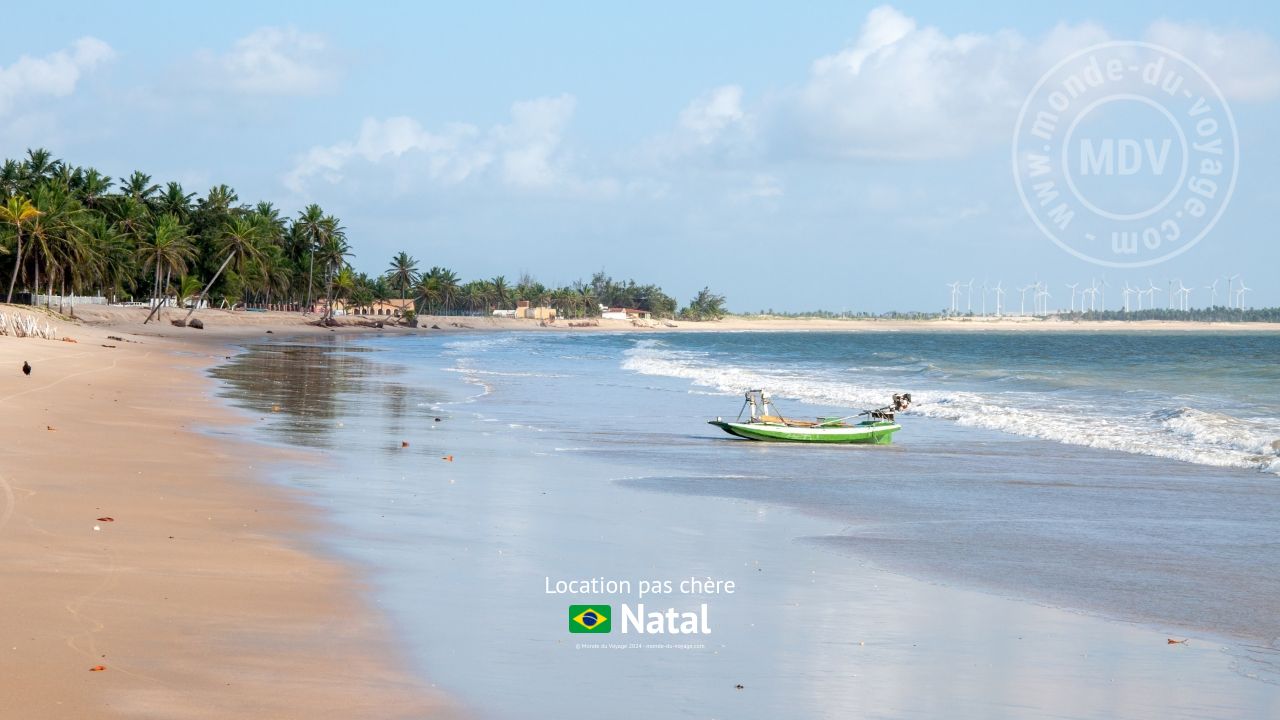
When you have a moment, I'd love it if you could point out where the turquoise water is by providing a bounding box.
[212,330,1280,718]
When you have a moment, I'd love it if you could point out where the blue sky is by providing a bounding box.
[3,2,1277,311]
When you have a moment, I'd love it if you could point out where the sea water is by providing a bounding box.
[212,330,1280,719]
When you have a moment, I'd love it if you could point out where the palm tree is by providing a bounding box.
[294,204,330,312]
[75,168,113,209]
[183,216,262,322]
[490,275,510,310]
[441,269,460,313]
[0,160,20,197]
[425,266,460,314]
[156,182,195,219]
[82,217,133,302]
[385,251,420,301]
[21,149,59,190]
[334,267,357,308]
[2,195,42,302]
[139,214,195,322]
[311,220,350,319]
[414,274,442,315]
[176,275,203,309]
[120,171,161,205]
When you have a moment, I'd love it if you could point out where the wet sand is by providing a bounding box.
[207,334,1280,720]
[0,306,450,718]
[8,302,1280,719]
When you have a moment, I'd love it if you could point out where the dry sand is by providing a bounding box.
[69,303,1280,335]
[0,305,453,719]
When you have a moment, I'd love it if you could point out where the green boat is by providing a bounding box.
[708,390,910,444]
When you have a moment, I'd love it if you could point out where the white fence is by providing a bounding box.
[33,294,107,306]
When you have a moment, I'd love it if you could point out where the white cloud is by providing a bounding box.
[784,5,1280,160]
[679,85,746,144]
[204,27,335,95]
[496,95,577,188]
[0,37,114,115]
[284,93,610,195]
[1144,21,1280,101]
[794,6,1033,159]
[730,173,784,202]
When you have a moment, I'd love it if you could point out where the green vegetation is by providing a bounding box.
[0,148,350,315]
[0,148,716,321]
[396,271,684,319]
[680,287,727,320]
[1056,308,1280,322]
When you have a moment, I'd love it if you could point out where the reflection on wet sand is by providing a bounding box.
[211,339,443,449]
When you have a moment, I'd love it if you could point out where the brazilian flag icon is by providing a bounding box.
[569,605,611,633]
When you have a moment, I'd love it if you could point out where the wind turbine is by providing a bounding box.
[1018,285,1032,316]
[965,278,975,314]
[1176,280,1192,311]
[1237,280,1251,310]
[1226,274,1239,308]
[1145,279,1161,310]
[1121,282,1135,313]
[1097,276,1109,312]
[1035,282,1051,316]
[1066,283,1079,313]
[946,281,960,314]
[993,281,1005,316]
[981,280,989,317]
[1205,279,1219,308]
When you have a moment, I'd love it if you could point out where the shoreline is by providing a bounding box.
[259,331,1280,719]
[65,304,1280,337]
[6,303,1279,717]
[0,306,451,718]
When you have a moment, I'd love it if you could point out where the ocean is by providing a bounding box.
[212,329,1280,719]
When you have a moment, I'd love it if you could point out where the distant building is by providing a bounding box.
[601,307,650,320]
[514,300,557,320]
[361,298,414,317]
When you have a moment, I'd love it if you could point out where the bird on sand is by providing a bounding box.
[22,361,31,376]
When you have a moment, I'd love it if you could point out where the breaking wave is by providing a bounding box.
[622,340,1280,475]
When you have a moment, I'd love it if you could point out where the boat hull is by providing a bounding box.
[708,420,899,444]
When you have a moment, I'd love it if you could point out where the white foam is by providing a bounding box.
[622,341,1280,475]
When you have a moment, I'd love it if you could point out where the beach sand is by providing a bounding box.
[5,302,1278,718]
[0,306,452,719]
[69,303,1280,336]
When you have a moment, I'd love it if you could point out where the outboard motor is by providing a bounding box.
[870,393,912,422]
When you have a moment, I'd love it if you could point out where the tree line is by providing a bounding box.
[0,148,727,321]
[0,148,349,315]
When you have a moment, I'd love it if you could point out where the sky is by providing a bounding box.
[2,1,1277,312]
